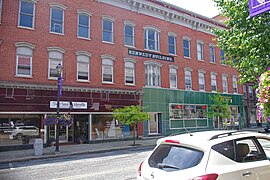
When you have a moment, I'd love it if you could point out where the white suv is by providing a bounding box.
[137,130,270,180]
[11,126,39,139]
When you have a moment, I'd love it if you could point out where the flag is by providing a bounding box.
[249,0,270,17]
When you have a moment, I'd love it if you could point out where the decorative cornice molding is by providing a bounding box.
[47,46,66,54]
[15,42,36,49]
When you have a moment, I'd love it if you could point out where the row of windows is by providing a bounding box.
[15,42,238,94]
[15,0,227,65]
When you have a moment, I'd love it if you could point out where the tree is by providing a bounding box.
[113,105,149,145]
[208,93,231,129]
[213,0,270,85]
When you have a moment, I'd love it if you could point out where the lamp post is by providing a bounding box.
[55,63,63,152]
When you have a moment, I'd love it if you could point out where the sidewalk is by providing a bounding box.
[0,137,160,164]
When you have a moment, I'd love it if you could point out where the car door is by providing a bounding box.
[255,138,270,180]
[235,137,269,180]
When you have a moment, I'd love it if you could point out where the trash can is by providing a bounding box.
[34,138,43,156]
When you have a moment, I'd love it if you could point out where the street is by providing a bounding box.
[0,148,152,180]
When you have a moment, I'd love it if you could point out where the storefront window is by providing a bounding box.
[169,104,207,120]
[92,114,132,140]
[0,114,42,146]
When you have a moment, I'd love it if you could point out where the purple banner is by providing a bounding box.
[249,0,270,17]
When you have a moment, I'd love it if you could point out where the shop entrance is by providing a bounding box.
[48,124,74,143]
[148,113,159,135]
[74,115,88,143]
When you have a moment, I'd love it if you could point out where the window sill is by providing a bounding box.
[210,62,217,64]
[102,82,114,84]
[125,45,135,48]
[77,36,91,41]
[169,53,177,57]
[15,75,33,79]
[102,41,114,45]
[47,77,58,81]
[17,26,35,31]
[125,83,136,86]
[77,80,90,83]
[197,59,205,62]
[144,49,160,53]
[49,32,65,36]
[184,56,192,60]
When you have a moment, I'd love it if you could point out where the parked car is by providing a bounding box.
[137,130,270,180]
[11,126,39,139]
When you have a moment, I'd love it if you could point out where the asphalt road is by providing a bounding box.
[0,147,152,180]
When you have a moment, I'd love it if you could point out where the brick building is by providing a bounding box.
[0,0,243,147]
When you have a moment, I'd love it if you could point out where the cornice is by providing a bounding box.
[97,0,226,35]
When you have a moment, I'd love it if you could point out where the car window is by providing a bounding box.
[235,138,267,163]
[148,144,203,172]
[212,140,235,161]
[257,138,270,159]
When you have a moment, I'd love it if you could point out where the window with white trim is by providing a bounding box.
[145,63,161,87]
[102,17,114,43]
[15,44,35,77]
[78,12,90,39]
[124,23,134,47]
[222,75,228,93]
[183,38,191,58]
[210,45,216,63]
[125,61,135,85]
[211,73,217,92]
[197,41,204,61]
[50,4,65,34]
[0,0,2,23]
[220,49,225,64]
[185,69,192,90]
[168,34,176,55]
[169,67,177,88]
[144,27,160,51]
[77,54,90,81]
[19,0,35,29]
[48,48,64,78]
[232,76,238,93]
[198,71,205,91]
[102,59,113,83]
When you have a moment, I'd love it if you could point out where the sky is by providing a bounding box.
[162,0,220,18]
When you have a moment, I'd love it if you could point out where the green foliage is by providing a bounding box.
[213,0,270,85]
[208,93,231,120]
[113,105,149,126]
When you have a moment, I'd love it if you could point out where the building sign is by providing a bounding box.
[128,49,174,62]
[50,101,87,109]
[249,0,270,17]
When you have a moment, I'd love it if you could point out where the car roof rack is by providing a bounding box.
[209,131,247,140]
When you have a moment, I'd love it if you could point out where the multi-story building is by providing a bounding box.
[0,0,243,148]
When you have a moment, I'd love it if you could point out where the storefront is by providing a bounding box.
[0,87,142,149]
[142,88,244,136]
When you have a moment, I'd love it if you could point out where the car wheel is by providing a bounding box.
[16,133,23,140]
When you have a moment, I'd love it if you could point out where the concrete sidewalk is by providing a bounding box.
[0,137,159,164]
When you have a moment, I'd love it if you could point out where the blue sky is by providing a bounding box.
[162,0,220,18]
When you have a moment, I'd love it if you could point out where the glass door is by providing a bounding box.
[148,113,159,135]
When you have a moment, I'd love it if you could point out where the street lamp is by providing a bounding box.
[55,63,63,152]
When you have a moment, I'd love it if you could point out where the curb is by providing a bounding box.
[0,144,155,164]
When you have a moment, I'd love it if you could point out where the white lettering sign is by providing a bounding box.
[50,101,87,109]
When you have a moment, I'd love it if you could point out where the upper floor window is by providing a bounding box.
[243,85,247,99]
[232,76,238,94]
[220,49,225,65]
[77,10,91,39]
[124,21,135,47]
[169,66,177,88]
[47,47,65,78]
[15,42,35,77]
[145,62,161,87]
[125,59,135,85]
[198,71,205,91]
[50,3,66,34]
[211,73,217,92]
[210,45,216,63]
[183,37,191,58]
[76,51,91,81]
[168,33,176,55]
[185,68,192,90]
[102,16,114,43]
[0,0,2,23]
[249,86,254,99]
[197,41,204,61]
[101,55,115,83]
[222,74,228,93]
[144,26,160,51]
[19,0,36,29]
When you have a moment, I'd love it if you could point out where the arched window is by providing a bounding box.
[77,51,91,81]
[47,47,65,78]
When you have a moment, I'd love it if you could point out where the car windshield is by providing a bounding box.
[148,144,204,172]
